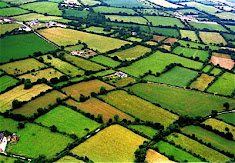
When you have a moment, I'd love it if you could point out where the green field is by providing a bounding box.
[127,83,235,117]
[181,2,220,14]
[227,25,235,33]
[0,115,18,132]
[215,12,235,21]
[20,1,62,16]
[8,123,73,158]
[0,155,17,163]
[180,30,199,41]
[182,125,235,155]
[91,56,120,68]
[103,0,149,8]
[177,9,201,14]
[145,16,185,27]
[151,27,179,37]
[173,46,209,61]
[0,1,10,7]
[127,37,142,42]
[128,125,159,138]
[167,133,230,162]
[223,33,235,41]
[1,0,36,4]
[106,15,148,25]
[0,75,18,92]
[189,22,228,32]
[85,26,114,34]
[210,68,222,75]
[202,65,212,73]
[12,13,63,21]
[71,125,147,162]
[178,40,220,50]
[0,33,57,63]
[109,45,151,61]
[93,6,136,14]
[35,105,100,137]
[144,66,198,87]
[63,9,89,18]
[0,24,22,35]
[81,0,101,6]
[0,7,29,16]
[100,90,178,127]
[199,32,227,45]
[153,141,202,162]
[207,72,235,96]
[217,113,235,125]
[104,75,136,87]
[119,51,203,77]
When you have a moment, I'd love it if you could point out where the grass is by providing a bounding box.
[199,32,227,45]
[216,12,235,21]
[64,54,106,71]
[0,115,19,132]
[71,124,147,162]
[190,74,214,91]
[100,90,178,127]
[180,30,199,41]
[35,105,100,137]
[227,25,235,33]
[12,13,63,21]
[145,16,184,27]
[202,65,212,73]
[81,0,101,6]
[0,2,10,8]
[104,75,136,87]
[0,24,22,35]
[20,1,62,16]
[151,27,179,37]
[106,15,147,25]
[91,56,120,68]
[93,6,135,14]
[127,37,142,42]
[18,68,64,82]
[181,125,235,155]
[153,141,202,162]
[8,123,73,158]
[148,0,182,8]
[1,0,36,4]
[0,155,17,163]
[39,28,130,53]
[166,133,230,162]
[12,90,66,117]
[40,55,84,77]
[65,98,134,122]
[85,26,113,34]
[210,68,222,75]
[178,40,220,50]
[0,75,18,92]
[0,84,51,112]
[119,51,203,77]
[173,46,209,61]
[103,0,148,8]
[56,156,83,162]
[62,79,114,98]
[145,149,173,162]
[217,113,235,126]
[189,22,228,32]
[0,58,47,76]
[181,2,220,14]
[207,72,235,96]
[126,83,235,117]
[63,9,89,18]
[64,45,84,52]
[0,7,29,16]
[0,33,57,63]
[223,33,235,41]
[109,45,151,61]
[128,125,159,138]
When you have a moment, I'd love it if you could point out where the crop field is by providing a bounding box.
[62,79,114,98]
[35,105,100,137]
[166,133,230,162]
[178,40,220,50]
[20,2,62,16]
[119,51,203,77]
[12,13,63,21]
[209,53,234,70]
[103,0,148,8]
[145,16,184,27]
[203,118,235,138]
[40,55,84,77]
[71,125,147,162]
[100,90,178,127]
[159,44,171,51]
[81,0,101,6]
[1,0,36,4]
[109,45,151,61]
[63,9,89,18]
[128,125,159,138]
[151,27,180,37]
[91,56,120,68]
[207,72,235,96]
[0,7,29,16]
[93,6,135,14]
[0,24,22,35]
[190,74,214,91]
[145,41,158,45]
[0,58,47,76]
[182,126,235,155]
[85,26,114,34]
[0,115,18,132]
[39,28,130,53]
[210,68,222,75]
[64,54,106,71]
[106,15,147,25]
[144,67,198,87]
[18,68,64,82]
[199,32,227,45]
[164,38,178,45]
[189,22,228,32]
[217,113,235,126]
[0,75,18,92]
[153,35,166,42]
[180,30,199,41]
[148,0,182,8]
[12,90,66,117]
[127,83,235,117]
[65,98,134,122]
[180,2,220,14]
[173,46,209,61]
[8,123,73,158]
[0,33,57,63]
[145,149,173,162]
[154,141,202,162]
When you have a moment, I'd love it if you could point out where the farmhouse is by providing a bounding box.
[19,26,31,32]
[3,17,15,23]
[71,50,96,57]
[115,71,128,78]
[0,133,7,153]
[61,0,81,8]
[27,19,40,27]
[44,21,56,28]
[56,23,67,28]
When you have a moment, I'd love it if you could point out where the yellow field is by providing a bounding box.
[12,13,62,21]
[0,24,22,35]
[145,149,174,162]
[199,32,227,45]
[56,156,83,163]
[0,84,51,112]
[39,28,130,53]
[190,74,215,91]
[71,125,147,162]
[148,0,182,8]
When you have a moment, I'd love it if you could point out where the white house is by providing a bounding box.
[19,26,31,32]
[0,135,7,153]
[115,71,128,78]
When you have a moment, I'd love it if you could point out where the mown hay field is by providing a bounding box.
[148,0,182,8]
[180,30,199,41]
[189,22,228,32]
[103,0,147,8]
[91,56,120,68]
[81,0,100,6]
[145,149,173,162]
[145,16,184,27]
[0,7,29,16]
[0,75,18,92]
[199,32,227,45]
[190,74,215,91]
[12,13,63,21]
[71,125,147,162]
[105,15,147,24]
[85,26,113,34]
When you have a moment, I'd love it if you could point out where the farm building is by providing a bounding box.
[115,71,128,78]
[27,19,40,27]
[71,50,96,57]
[0,133,7,153]
[19,26,31,32]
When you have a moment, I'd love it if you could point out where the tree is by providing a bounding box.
[12,99,22,109]
[50,125,57,132]
[99,87,107,95]
[79,94,89,102]
[211,110,218,118]
[114,114,119,121]
[97,114,103,123]
[24,79,32,89]
[18,123,25,130]
[223,102,230,110]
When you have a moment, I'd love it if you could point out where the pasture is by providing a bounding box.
[127,37,142,42]
[71,125,147,162]
[99,90,178,127]
[207,72,235,96]
[0,33,57,63]
[145,16,184,27]
[0,75,18,92]
[126,83,235,117]
[0,2,9,8]
[106,15,147,25]
[216,12,235,21]
[104,75,136,87]
[189,22,228,32]
[56,156,82,162]
[227,25,235,32]
[63,9,89,18]
[12,13,62,21]
[39,28,130,53]
[1,0,36,4]
[8,123,73,158]
[12,90,66,117]
[180,2,220,14]
[199,32,227,45]
[190,74,214,91]
[65,98,134,122]
[128,125,159,138]
[178,40,220,50]
[91,56,120,68]
[145,149,173,162]
[151,27,179,37]
[0,7,29,16]
[0,155,17,163]
[210,68,222,75]
[180,30,199,41]
[217,113,235,126]
[81,0,101,6]
[0,115,18,132]
[166,133,230,162]
[93,6,135,14]
[85,26,114,34]
[143,66,198,87]
[109,45,151,61]
[64,45,84,52]
[35,105,100,137]
[202,65,212,73]
[103,0,148,8]
[0,24,22,35]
